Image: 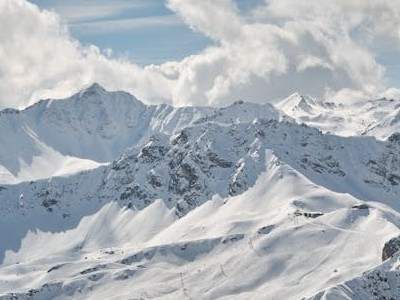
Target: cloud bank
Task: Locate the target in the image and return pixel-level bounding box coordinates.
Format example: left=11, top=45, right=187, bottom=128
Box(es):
left=0, top=0, right=172, bottom=108
left=0, top=0, right=400, bottom=109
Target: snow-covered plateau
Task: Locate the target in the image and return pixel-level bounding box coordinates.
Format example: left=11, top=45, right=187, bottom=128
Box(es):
left=0, top=83, right=400, bottom=299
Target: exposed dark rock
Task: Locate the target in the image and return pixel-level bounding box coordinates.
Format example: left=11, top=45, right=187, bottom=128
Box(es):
left=352, top=204, right=369, bottom=210
left=208, top=152, right=233, bottom=168
left=382, top=235, right=400, bottom=261
left=139, top=144, right=169, bottom=163
left=388, top=133, right=400, bottom=145
left=147, top=173, right=163, bottom=188
left=42, top=198, right=58, bottom=210
left=366, top=155, right=400, bottom=187
left=0, top=108, right=20, bottom=115
left=388, top=174, right=400, bottom=186
left=300, top=156, right=345, bottom=177
left=294, top=210, right=324, bottom=218
left=221, top=234, right=245, bottom=244
left=47, top=264, right=65, bottom=273
left=257, top=225, right=275, bottom=235
left=80, top=264, right=107, bottom=275
left=120, top=186, right=149, bottom=203
left=172, top=130, right=189, bottom=145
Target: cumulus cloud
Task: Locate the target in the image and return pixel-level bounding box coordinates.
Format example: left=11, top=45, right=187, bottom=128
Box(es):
left=0, top=0, right=172, bottom=109
left=165, top=0, right=399, bottom=104
left=0, top=0, right=399, bottom=109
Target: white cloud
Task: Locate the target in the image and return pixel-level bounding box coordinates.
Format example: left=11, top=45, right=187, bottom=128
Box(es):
left=0, top=0, right=399, bottom=109
left=163, top=0, right=398, bottom=105
left=0, top=0, right=173, bottom=109
left=380, top=87, right=400, bottom=100
left=167, top=0, right=243, bottom=42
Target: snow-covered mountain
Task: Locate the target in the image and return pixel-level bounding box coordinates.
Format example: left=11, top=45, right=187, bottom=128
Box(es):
left=277, top=92, right=400, bottom=140
left=0, top=84, right=400, bottom=299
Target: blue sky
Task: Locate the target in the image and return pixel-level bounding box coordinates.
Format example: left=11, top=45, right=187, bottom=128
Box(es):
left=29, top=0, right=263, bottom=65
left=29, top=0, right=208, bottom=64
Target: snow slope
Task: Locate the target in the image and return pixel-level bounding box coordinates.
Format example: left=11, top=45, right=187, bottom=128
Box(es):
left=307, top=250, right=400, bottom=299
left=0, top=84, right=280, bottom=184
left=276, top=93, right=400, bottom=140
left=0, top=85, right=399, bottom=299
left=1, top=151, right=399, bottom=300
left=0, top=83, right=149, bottom=183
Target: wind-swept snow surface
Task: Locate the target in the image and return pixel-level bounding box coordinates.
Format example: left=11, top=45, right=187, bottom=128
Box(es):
left=0, top=85, right=399, bottom=299
left=276, top=93, right=400, bottom=140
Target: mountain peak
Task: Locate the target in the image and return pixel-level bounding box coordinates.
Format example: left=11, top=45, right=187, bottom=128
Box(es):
left=87, top=82, right=106, bottom=92
left=79, top=82, right=107, bottom=98
left=276, top=92, right=317, bottom=114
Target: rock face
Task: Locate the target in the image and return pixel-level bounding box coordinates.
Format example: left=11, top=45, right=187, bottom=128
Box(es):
left=382, top=236, right=400, bottom=261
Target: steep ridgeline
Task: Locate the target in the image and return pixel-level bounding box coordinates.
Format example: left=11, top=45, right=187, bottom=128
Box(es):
left=0, top=83, right=150, bottom=183
left=1, top=111, right=399, bottom=218
left=0, top=84, right=280, bottom=184
left=0, top=85, right=400, bottom=299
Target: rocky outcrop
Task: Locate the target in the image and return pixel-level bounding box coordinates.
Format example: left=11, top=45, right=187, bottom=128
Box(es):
left=382, top=235, right=400, bottom=261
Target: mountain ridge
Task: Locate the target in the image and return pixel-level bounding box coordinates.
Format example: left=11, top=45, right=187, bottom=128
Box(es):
left=0, top=84, right=400, bottom=299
